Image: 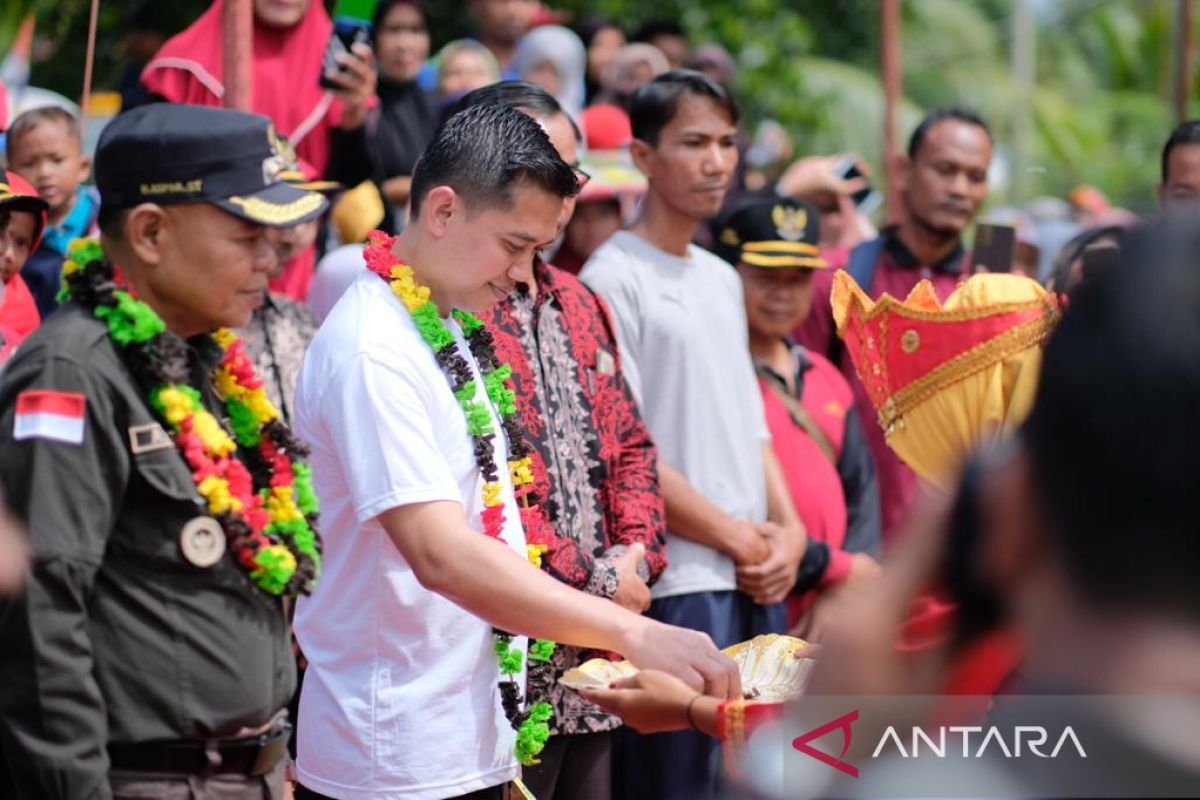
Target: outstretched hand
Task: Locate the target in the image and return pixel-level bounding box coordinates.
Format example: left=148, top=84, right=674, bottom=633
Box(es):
left=581, top=670, right=715, bottom=735
left=622, top=620, right=743, bottom=699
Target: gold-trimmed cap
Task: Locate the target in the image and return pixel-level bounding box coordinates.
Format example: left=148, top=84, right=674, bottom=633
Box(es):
left=715, top=197, right=829, bottom=270
left=95, top=104, right=329, bottom=228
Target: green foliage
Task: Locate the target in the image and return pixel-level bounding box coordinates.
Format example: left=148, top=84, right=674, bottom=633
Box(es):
left=4, top=0, right=1192, bottom=211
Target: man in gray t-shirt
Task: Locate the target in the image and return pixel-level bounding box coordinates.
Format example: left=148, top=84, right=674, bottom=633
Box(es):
left=580, top=70, right=808, bottom=800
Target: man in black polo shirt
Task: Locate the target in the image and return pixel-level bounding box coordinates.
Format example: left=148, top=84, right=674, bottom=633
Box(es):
left=796, top=107, right=993, bottom=541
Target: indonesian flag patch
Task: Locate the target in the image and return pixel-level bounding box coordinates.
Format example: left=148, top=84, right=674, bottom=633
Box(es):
left=14, top=390, right=86, bottom=445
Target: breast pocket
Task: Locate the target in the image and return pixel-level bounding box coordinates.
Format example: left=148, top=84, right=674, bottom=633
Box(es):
left=114, top=448, right=209, bottom=569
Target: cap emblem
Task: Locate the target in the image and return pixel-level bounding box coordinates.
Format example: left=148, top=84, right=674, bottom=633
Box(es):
left=772, top=203, right=808, bottom=242
left=262, top=125, right=293, bottom=186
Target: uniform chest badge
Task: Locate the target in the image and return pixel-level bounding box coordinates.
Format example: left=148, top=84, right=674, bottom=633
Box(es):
left=180, top=516, right=227, bottom=568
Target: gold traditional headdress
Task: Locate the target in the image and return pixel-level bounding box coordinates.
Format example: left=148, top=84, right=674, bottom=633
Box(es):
left=832, top=271, right=1062, bottom=490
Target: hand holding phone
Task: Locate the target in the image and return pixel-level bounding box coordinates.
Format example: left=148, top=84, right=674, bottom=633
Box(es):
left=833, top=154, right=882, bottom=217
left=972, top=223, right=1017, bottom=274
left=320, top=0, right=378, bottom=91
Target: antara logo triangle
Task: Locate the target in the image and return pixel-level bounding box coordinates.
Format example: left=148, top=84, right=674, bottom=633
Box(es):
left=791, top=709, right=860, bottom=778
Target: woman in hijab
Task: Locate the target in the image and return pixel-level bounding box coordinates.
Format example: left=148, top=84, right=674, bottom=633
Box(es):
left=142, top=0, right=374, bottom=181
left=141, top=0, right=377, bottom=300
left=511, top=25, right=586, bottom=126
left=435, top=39, right=501, bottom=106
left=597, top=42, right=670, bottom=111
left=369, top=0, right=438, bottom=233
left=575, top=15, right=626, bottom=105
left=685, top=44, right=736, bottom=89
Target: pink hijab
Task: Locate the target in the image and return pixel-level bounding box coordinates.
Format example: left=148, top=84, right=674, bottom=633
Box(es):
left=141, top=0, right=344, bottom=178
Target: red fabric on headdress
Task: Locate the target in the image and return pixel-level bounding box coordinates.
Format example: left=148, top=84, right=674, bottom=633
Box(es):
left=832, top=273, right=1061, bottom=442
left=141, top=0, right=343, bottom=178
left=835, top=278, right=1051, bottom=429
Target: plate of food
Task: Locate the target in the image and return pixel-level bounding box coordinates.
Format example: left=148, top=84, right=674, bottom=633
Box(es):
left=559, top=634, right=814, bottom=703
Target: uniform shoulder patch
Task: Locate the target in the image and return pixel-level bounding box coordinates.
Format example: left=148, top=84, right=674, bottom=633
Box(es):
left=13, top=390, right=86, bottom=445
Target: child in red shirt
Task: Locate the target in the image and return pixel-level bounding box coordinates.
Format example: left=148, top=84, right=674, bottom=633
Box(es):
left=0, top=171, right=49, bottom=362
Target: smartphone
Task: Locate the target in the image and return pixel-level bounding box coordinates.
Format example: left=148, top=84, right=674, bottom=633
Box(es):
left=833, top=154, right=882, bottom=217
left=972, top=223, right=1016, bottom=273
left=320, top=0, right=378, bottom=90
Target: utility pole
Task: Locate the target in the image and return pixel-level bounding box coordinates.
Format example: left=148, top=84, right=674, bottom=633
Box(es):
left=1011, top=0, right=1035, bottom=203
left=1175, top=0, right=1192, bottom=123
left=881, top=0, right=901, bottom=223
left=224, top=0, right=254, bottom=111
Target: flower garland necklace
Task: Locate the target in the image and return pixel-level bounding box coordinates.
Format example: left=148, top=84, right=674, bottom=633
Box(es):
left=60, top=239, right=322, bottom=597
left=364, top=231, right=557, bottom=765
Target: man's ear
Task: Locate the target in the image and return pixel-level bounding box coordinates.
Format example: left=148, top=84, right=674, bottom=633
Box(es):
left=420, top=185, right=460, bottom=239
left=630, top=138, right=655, bottom=181
left=124, top=203, right=170, bottom=267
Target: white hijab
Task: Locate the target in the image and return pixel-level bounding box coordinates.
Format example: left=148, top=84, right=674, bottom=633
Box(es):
left=512, top=25, right=586, bottom=124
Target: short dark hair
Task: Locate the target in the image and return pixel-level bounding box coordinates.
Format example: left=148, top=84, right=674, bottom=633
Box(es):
left=574, top=14, right=623, bottom=48
left=633, top=20, right=687, bottom=45
left=410, top=103, right=579, bottom=217
left=1160, top=119, right=1200, bottom=183
left=630, top=69, right=739, bottom=147
left=907, top=107, right=992, bottom=160
left=453, top=80, right=582, bottom=144
left=7, top=106, right=83, bottom=162
left=97, top=205, right=128, bottom=239
left=1024, top=219, right=1200, bottom=623
left=372, top=0, right=426, bottom=41
left=1047, top=224, right=1125, bottom=295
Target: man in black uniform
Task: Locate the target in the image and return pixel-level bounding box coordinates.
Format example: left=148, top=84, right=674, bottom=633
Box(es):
left=0, top=104, right=328, bottom=799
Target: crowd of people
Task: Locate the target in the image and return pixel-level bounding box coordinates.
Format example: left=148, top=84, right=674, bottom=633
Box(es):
left=1, top=1, right=1199, bottom=800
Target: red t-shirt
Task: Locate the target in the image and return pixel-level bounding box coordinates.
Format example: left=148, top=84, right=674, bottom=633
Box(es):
left=759, top=347, right=858, bottom=627
left=0, top=273, right=41, bottom=362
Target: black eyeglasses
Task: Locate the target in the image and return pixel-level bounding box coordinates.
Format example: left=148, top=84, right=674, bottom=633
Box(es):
left=572, top=163, right=592, bottom=188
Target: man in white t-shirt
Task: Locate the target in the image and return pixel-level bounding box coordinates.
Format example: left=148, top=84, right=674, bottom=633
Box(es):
left=291, top=103, right=739, bottom=800
left=579, top=71, right=808, bottom=800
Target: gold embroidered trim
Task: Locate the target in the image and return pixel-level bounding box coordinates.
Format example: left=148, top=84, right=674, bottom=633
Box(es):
left=225, top=192, right=324, bottom=224
left=833, top=272, right=1058, bottom=336
left=743, top=240, right=820, bottom=255
left=742, top=253, right=828, bottom=269
left=725, top=700, right=747, bottom=760
left=879, top=312, right=1059, bottom=435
